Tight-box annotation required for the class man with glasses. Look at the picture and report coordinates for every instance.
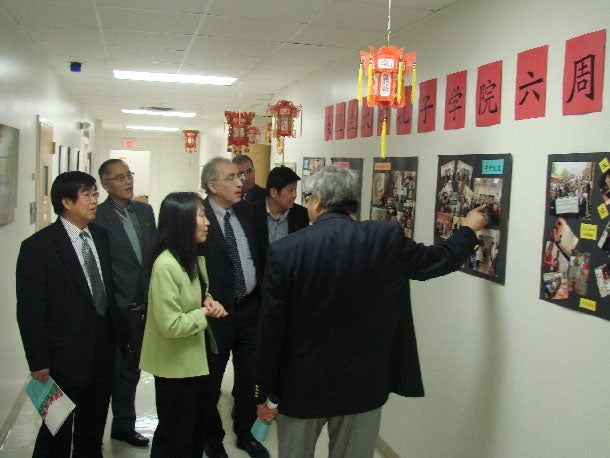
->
[233,154,266,203]
[94,159,156,447]
[198,157,268,458]
[16,171,127,457]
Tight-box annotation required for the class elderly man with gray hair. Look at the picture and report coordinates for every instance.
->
[254,165,488,458]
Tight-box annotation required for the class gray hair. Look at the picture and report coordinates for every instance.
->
[302,165,359,214]
[200,157,232,194]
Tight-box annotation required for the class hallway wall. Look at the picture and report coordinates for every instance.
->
[269,0,610,456]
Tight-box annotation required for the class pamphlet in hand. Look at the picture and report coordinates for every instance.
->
[26,376,75,436]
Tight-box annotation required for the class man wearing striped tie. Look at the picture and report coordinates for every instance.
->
[16,171,127,457]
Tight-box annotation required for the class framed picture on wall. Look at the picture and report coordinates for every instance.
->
[69,148,79,171]
[58,145,68,173]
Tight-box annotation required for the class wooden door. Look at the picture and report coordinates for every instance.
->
[36,119,53,229]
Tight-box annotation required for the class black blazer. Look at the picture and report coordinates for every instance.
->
[243,184,266,203]
[197,199,262,351]
[251,199,309,273]
[255,211,479,419]
[16,220,127,386]
[92,198,156,309]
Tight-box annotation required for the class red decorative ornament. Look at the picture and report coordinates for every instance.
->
[183,130,199,153]
[267,100,302,159]
[247,125,260,145]
[225,111,255,154]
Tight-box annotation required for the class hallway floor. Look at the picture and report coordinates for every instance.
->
[1,364,383,457]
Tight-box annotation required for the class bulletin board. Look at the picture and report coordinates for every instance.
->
[370,156,418,238]
[434,154,513,284]
[540,153,610,321]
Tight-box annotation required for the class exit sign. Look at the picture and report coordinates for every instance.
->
[124,139,135,148]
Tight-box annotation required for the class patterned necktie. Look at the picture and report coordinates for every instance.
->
[80,231,107,315]
[224,211,247,298]
[118,206,143,263]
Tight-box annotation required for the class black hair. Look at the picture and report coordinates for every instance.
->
[98,158,126,180]
[266,166,301,196]
[152,192,204,280]
[50,171,97,215]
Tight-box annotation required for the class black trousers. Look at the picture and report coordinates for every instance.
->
[204,292,259,444]
[33,314,115,458]
[151,375,209,458]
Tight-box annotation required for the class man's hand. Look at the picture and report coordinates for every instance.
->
[257,402,279,423]
[31,369,49,383]
[463,204,489,232]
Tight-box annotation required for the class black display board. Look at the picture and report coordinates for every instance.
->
[434,154,513,284]
[540,153,610,321]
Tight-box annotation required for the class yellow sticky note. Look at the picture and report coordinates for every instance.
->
[579,298,596,311]
[580,223,597,240]
[598,203,609,219]
[600,158,610,173]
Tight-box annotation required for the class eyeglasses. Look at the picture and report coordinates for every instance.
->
[213,174,243,183]
[102,171,135,182]
[78,192,100,201]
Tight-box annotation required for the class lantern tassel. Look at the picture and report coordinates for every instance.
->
[380,117,387,159]
[367,60,374,105]
[397,61,404,105]
[411,62,417,104]
[357,61,364,104]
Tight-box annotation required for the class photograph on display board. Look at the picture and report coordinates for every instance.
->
[434,154,512,284]
[540,153,610,321]
[0,123,19,226]
[331,157,363,220]
[370,157,418,238]
[301,157,325,205]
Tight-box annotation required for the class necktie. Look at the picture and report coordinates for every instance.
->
[118,207,143,263]
[80,231,107,315]
[224,211,247,298]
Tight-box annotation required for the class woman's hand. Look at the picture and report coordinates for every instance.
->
[202,296,228,318]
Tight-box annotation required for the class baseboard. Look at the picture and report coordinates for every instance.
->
[376,435,401,458]
[0,379,28,449]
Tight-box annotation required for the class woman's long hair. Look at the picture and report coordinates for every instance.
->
[152,192,204,280]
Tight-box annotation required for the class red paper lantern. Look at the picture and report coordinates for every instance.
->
[225,111,255,153]
[183,130,199,153]
[268,100,301,139]
[247,125,260,145]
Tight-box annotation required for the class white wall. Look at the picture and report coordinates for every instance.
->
[0,12,94,430]
[270,0,610,456]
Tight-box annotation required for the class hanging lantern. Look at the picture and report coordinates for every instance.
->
[183,130,199,154]
[224,111,255,154]
[356,0,417,158]
[267,100,302,160]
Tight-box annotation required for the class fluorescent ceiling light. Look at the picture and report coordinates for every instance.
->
[126,126,180,132]
[114,70,237,86]
[122,108,196,118]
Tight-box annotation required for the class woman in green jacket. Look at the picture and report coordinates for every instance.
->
[140,192,227,457]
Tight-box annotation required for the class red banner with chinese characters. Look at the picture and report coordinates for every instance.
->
[396,86,413,135]
[418,79,437,133]
[445,70,467,130]
[346,99,359,139]
[476,61,502,127]
[324,105,333,141]
[360,98,374,137]
[515,46,548,120]
[335,102,346,140]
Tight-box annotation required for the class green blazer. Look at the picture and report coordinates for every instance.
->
[140,250,211,378]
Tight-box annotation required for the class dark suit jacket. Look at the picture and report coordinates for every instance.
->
[92,198,156,309]
[251,199,309,273]
[255,211,479,419]
[243,184,266,203]
[16,220,127,386]
[197,198,262,352]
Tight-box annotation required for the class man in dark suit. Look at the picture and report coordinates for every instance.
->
[254,166,488,457]
[16,171,127,458]
[93,159,156,447]
[198,157,269,458]
[233,154,266,202]
[251,166,309,273]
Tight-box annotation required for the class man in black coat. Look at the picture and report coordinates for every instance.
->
[16,171,127,457]
[233,154,266,202]
[254,165,488,457]
[251,166,309,273]
[94,159,156,447]
[198,157,269,458]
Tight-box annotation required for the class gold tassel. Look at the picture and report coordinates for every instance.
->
[380,117,387,159]
[357,62,363,104]
[397,61,404,105]
[411,62,417,104]
[367,60,374,105]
